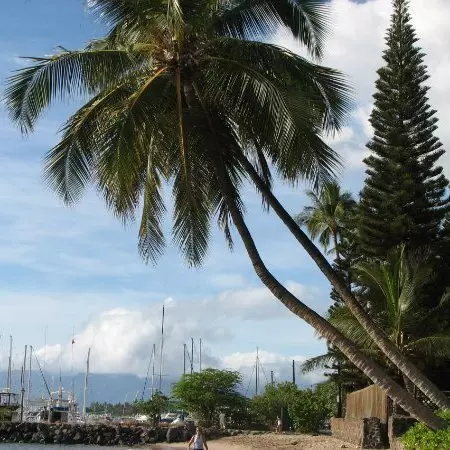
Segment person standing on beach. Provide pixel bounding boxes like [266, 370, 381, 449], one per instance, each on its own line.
[188, 426, 209, 450]
[276, 416, 282, 433]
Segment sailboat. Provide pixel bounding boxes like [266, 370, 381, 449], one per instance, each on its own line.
[0, 336, 20, 420]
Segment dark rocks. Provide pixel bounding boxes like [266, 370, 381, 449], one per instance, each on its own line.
[0, 421, 166, 446]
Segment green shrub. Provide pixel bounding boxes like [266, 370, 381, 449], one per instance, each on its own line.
[402, 410, 450, 450]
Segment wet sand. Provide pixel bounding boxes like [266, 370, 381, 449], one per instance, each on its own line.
[151, 433, 359, 450]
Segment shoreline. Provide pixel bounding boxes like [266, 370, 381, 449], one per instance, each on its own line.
[150, 433, 360, 450]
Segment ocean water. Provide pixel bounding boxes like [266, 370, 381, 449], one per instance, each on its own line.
[0, 445, 175, 449]
[0, 446, 131, 449]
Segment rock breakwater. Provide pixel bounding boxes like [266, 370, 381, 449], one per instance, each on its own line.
[0, 422, 167, 446]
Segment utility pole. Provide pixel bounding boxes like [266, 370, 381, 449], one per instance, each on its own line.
[270, 370, 274, 386]
[292, 360, 296, 386]
[183, 343, 186, 375]
[20, 345, 27, 422]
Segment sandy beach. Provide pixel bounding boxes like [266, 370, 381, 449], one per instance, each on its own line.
[152, 433, 359, 450]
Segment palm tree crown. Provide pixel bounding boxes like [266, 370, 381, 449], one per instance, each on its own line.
[296, 181, 356, 257]
[4, 0, 350, 266]
[330, 246, 450, 368]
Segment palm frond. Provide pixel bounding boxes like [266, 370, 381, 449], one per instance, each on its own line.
[406, 336, 450, 361]
[171, 143, 212, 267]
[87, 0, 165, 25]
[5, 48, 138, 133]
[205, 38, 352, 132]
[167, 0, 185, 40]
[138, 155, 167, 264]
[329, 306, 375, 349]
[215, 0, 330, 60]
[43, 83, 131, 205]
[301, 353, 334, 373]
[94, 69, 172, 223]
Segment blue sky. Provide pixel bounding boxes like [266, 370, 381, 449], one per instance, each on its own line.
[1, 0, 449, 393]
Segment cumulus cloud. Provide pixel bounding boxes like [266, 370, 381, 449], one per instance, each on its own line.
[28, 282, 320, 381]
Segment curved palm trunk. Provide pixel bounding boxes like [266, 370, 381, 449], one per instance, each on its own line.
[216, 174, 444, 430]
[240, 156, 450, 411]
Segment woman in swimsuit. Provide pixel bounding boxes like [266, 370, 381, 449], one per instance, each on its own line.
[188, 426, 209, 450]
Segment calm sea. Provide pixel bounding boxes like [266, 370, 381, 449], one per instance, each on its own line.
[0, 445, 176, 449]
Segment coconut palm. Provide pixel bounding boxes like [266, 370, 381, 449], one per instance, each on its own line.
[295, 181, 356, 260]
[330, 247, 450, 390]
[4, 0, 446, 428]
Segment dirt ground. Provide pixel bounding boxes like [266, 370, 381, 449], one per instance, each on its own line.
[151, 432, 359, 450]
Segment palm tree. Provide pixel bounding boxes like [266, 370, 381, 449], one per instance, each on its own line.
[240, 159, 450, 413]
[4, 0, 446, 428]
[331, 247, 450, 391]
[295, 181, 356, 261]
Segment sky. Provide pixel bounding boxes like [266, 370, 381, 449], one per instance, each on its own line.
[1, 0, 450, 397]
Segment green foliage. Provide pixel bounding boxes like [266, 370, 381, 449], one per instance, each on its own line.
[250, 382, 298, 426]
[250, 381, 338, 433]
[87, 401, 138, 417]
[134, 392, 169, 426]
[4, 0, 351, 268]
[403, 410, 450, 450]
[171, 368, 247, 426]
[358, 0, 450, 257]
[297, 180, 368, 402]
[288, 382, 338, 433]
[329, 247, 450, 374]
[296, 181, 356, 256]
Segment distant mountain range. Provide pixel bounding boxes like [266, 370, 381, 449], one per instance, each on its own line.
[0, 367, 314, 406]
[0, 370, 164, 405]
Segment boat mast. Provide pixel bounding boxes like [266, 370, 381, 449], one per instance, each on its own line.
[7, 335, 12, 392]
[26, 346, 32, 405]
[151, 343, 156, 399]
[190, 338, 194, 374]
[141, 343, 154, 400]
[82, 347, 91, 418]
[199, 338, 202, 373]
[255, 347, 259, 396]
[158, 306, 165, 393]
[20, 345, 28, 422]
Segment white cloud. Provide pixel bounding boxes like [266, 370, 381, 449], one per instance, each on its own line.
[23, 281, 320, 377]
[324, 127, 354, 146]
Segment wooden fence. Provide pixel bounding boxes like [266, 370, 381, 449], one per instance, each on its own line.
[345, 385, 390, 424]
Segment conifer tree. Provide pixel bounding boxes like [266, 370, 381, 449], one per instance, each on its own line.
[359, 0, 449, 257]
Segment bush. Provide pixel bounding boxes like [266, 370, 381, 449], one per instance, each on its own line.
[402, 410, 450, 450]
[288, 382, 338, 433]
[250, 381, 338, 434]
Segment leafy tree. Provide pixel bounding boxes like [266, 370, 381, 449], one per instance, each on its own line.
[288, 382, 338, 433]
[250, 382, 298, 429]
[251, 381, 338, 433]
[134, 392, 169, 426]
[5, 0, 448, 427]
[358, 0, 450, 257]
[172, 369, 246, 426]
